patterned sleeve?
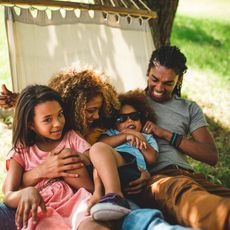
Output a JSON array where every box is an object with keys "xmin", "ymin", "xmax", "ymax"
[{"xmin": 189, "ymin": 102, "xmax": 208, "ymax": 133}]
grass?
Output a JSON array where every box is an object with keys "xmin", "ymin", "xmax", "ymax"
[
  {"xmin": 172, "ymin": 16, "xmax": 230, "ymax": 80},
  {"xmin": 171, "ymin": 0, "xmax": 230, "ymax": 188},
  {"xmin": 0, "ymin": 0, "xmax": 230, "ymax": 202}
]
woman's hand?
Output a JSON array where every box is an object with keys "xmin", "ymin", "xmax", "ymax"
[
  {"xmin": 23, "ymin": 148, "xmax": 85, "ymax": 187},
  {"xmin": 38, "ymin": 148, "xmax": 84, "ymax": 179},
  {"xmin": 15, "ymin": 187, "xmax": 46, "ymax": 230},
  {"xmin": 125, "ymin": 169, "xmax": 150, "ymax": 195},
  {"xmin": 0, "ymin": 84, "xmax": 18, "ymax": 109}
]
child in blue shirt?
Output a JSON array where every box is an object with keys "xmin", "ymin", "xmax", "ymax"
[
  {"xmin": 89, "ymin": 89, "xmax": 159, "ymax": 220},
  {"xmin": 100, "ymin": 89, "xmax": 159, "ymax": 189}
]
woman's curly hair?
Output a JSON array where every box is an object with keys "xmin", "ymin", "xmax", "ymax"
[
  {"xmin": 48, "ymin": 68, "xmax": 120, "ymax": 136},
  {"xmin": 108, "ymin": 89, "xmax": 156, "ymax": 129}
]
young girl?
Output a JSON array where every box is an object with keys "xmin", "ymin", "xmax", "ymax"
[
  {"xmin": 88, "ymin": 89, "xmax": 159, "ymax": 220},
  {"xmin": 3, "ymin": 84, "xmax": 94, "ymax": 230}
]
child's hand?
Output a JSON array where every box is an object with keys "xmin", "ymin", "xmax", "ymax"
[
  {"xmin": 122, "ymin": 128, "xmax": 146, "ymax": 141},
  {"xmin": 86, "ymin": 192, "xmax": 102, "ymax": 216},
  {"xmin": 16, "ymin": 187, "xmax": 46, "ymax": 229},
  {"xmin": 126, "ymin": 134, "xmax": 147, "ymax": 150}
]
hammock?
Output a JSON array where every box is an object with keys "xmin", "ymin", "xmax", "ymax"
[{"xmin": 3, "ymin": 1, "xmax": 156, "ymax": 92}]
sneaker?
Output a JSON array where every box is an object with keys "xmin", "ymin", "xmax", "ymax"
[{"xmin": 90, "ymin": 193, "xmax": 131, "ymax": 221}]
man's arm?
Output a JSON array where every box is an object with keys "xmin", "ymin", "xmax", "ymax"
[
  {"xmin": 178, "ymin": 127, "xmax": 218, "ymax": 166},
  {"xmin": 144, "ymin": 121, "xmax": 218, "ymax": 166}
]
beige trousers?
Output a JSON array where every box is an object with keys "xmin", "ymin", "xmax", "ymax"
[{"xmin": 140, "ymin": 167, "xmax": 230, "ymax": 230}]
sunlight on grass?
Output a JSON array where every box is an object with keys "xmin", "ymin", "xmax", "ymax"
[
  {"xmin": 178, "ymin": 0, "xmax": 230, "ymax": 22},
  {"xmin": 182, "ymin": 69, "xmax": 230, "ymax": 128}
]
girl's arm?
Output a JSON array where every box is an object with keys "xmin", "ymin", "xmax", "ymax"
[
  {"xmin": 3, "ymin": 159, "xmax": 23, "ymax": 207},
  {"xmin": 3, "ymin": 159, "xmax": 46, "ymax": 229},
  {"xmin": 64, "ymin": 149, "xmax": 94, "ymax": 193},
  {"xmin": 143, "ymin": 121, "xmax": 218, "ymax": 166}
]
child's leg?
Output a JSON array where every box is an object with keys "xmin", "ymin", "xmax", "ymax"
[
  {"xmin": 64, "ymin": 165, "xmax": 94, "ymax": 192},
  {"xmin": 89, "ymin": 142, "xmax": 131, "ymax": 221},
  {"xmin": 89, "ymin": 142, "xmax": 126, "ymax": 196}
]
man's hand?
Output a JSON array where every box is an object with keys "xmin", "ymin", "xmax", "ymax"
[
  {"xmin": 125, "ymin": 169, "xmax": 150, "ymax": 195},
  {"xmin": 15, "ymin": 187, "xmax": 46, "ymax": 229},
  {"xmin": 143, "ymin": 121, "xmax": 168, "ymax": 139}
]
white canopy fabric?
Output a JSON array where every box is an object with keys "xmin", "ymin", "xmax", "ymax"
[{"xmin": 5, "ymin": 7, "xmax": 155, "ymax": 92}]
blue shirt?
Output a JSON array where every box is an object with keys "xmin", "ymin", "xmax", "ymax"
[{"xmin": 104, "ymin": 129, "xmax": 159, "ymax": 170}]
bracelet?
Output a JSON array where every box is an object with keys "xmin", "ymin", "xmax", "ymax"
[{"xmin": 169, "ymin": 132, "xmax": 183, "ymax": 148}]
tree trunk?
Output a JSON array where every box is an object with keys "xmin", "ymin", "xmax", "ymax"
[{"xmin": 145, "ymin": 0, "xmax": 179, "ymax": 48}]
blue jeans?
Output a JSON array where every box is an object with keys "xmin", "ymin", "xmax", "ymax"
[
  {"xmin": 122, "ymin": 202, "xmax": 193, "ymax": 230},
  {"xmin": 0, "ymin": 203, "xmax": 17, "ymax": 230},
  {"xmin": 0, "ymin": 202, "xmax": 192, "ymax": 230}
]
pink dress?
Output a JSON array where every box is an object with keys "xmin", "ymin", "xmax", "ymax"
[{"xmin": 8, "ymin": 130, "xmax": 92, "ymax": 230}]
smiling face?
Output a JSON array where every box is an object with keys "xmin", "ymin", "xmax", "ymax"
[
  {"xmin": 147, "ymin": 64, "xmax": 179, "ymax": 102},
  {"xmin": 30, "ymin": 100, "xmax": 65, "ymax": 141},
  {"xmin": 85, "ymin": 94, "xmax": 103, "ymax": 126},
  {"xmin": 116, "ymin": 104, "xmax": 142, "ymax": 132}
]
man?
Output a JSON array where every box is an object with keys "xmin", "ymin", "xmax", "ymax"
[{"xmin": 130, "ymin": 45, "xmax": 230, "ymax": 230}]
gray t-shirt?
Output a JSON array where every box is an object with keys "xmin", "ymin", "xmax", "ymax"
[{"xmin": 147, "ymin": 95, "xmax": 208, "ymax": 173}]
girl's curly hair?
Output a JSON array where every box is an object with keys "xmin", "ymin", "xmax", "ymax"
[
  {"xmin": 108, "ymin": 89, "xmax": 156, "ymax": 129},
  {"xmin": 48, "ymin": 68, "xmax": 120, "ymax": 136}
]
